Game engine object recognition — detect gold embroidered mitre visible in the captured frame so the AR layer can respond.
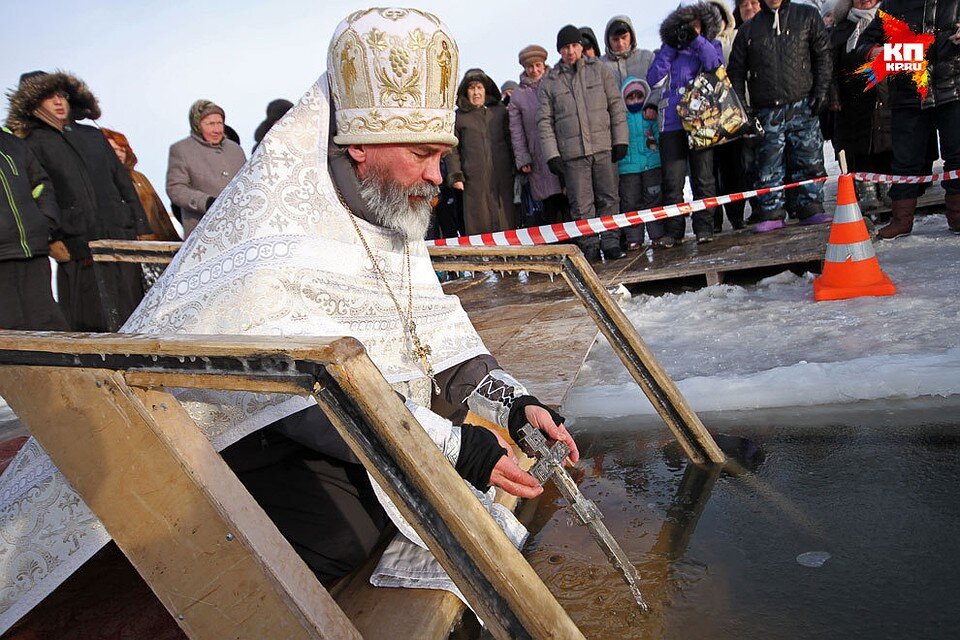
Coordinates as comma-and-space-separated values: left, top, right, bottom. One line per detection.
328, 7, 459, 146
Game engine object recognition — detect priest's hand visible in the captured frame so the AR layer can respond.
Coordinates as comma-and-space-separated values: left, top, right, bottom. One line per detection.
508, 396, 580, 464
489, 450, 543, 499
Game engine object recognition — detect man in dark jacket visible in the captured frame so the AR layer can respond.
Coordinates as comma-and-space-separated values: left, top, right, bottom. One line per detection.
539, 25, 629, 260
857, 0, 960, 238
6, 71, 152, 331
728, 0, 833, 231
0, 128, 68, 330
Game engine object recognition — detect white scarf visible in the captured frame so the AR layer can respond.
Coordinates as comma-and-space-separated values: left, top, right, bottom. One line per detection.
847, 6, 879, 52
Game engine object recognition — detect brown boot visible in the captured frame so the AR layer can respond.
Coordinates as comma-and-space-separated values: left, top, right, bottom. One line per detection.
877, 199, 916, 240
945, 193, 960, 233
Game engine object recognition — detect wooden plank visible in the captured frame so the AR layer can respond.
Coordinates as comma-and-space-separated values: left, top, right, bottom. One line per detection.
0, 366, 359, 640
330, 413, 532, 640
316, 351, 584, 640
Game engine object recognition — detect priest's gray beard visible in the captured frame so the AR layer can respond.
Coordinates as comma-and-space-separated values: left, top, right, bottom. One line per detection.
357, 166, 438, 243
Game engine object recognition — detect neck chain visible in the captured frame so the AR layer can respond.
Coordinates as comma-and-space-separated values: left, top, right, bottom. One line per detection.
340, 192, 440, 394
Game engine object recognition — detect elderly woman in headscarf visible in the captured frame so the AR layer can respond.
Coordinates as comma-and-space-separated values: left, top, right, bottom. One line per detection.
102, 128, 180, 241
508, 45, 567, 225
446, 68, 517, 235
165, 99, 246, 238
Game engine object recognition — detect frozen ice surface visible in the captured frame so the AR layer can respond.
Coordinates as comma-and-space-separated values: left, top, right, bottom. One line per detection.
566, 215, 960, 419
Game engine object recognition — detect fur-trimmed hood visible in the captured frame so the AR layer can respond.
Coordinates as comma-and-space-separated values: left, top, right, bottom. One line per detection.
659, 2, 724, 48
708, 0, 736, 36
5, 71, 100, 137
455, 68, 501, 111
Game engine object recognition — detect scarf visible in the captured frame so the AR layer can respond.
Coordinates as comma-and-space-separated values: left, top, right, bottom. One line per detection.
847, 6, 879, 52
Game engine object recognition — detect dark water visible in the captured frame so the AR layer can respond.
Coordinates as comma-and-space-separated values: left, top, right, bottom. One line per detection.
524, 403, 960, 639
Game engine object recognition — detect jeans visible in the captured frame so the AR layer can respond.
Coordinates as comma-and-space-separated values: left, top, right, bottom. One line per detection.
755, 98, 826, 219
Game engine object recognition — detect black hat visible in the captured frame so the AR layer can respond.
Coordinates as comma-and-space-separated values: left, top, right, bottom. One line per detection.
556, 25, 582, 52
18, 70, 47, 86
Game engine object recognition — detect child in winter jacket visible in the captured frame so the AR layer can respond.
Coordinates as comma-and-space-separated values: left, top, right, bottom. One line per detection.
617, 77, 661, 250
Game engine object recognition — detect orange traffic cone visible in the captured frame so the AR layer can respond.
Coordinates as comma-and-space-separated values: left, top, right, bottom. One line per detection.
813, 174, 896, 301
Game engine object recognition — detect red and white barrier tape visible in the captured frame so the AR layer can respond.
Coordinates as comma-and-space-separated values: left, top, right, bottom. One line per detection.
427, 168, 957, 248
854, 169, 960, 184
427, 176, 828, 247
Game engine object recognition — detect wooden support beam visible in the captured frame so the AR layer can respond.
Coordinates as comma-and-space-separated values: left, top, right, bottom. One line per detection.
315, 352, 584, 640
0, 366, 360, 640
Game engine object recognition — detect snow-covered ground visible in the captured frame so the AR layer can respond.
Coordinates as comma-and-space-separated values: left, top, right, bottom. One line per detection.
565, 214, 960, 420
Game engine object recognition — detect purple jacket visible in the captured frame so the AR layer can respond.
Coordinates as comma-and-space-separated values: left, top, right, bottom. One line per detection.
646, 36, 723, 133
507, 72, 562, 202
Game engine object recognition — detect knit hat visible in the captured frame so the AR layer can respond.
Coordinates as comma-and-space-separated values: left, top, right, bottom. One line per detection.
500, 80, 519, 94
189, 99, 225, 137
327, 7, 459, 146
18, 70, 47, 86
608, 19, 630, 36
556, 24, 582, 51
518, 44, 548, 67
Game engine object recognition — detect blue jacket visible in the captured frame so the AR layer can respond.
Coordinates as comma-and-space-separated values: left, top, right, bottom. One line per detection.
618, 78, 661, 175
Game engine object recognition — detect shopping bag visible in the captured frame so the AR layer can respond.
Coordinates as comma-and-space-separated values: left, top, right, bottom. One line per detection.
676, 65, 762, 150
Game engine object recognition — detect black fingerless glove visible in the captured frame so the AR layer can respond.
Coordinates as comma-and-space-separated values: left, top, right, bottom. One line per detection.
507, 395, 566, 444
456, 425, 508, 492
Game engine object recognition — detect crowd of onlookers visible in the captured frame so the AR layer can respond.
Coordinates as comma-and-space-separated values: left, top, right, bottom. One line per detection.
2, 0, 958, 333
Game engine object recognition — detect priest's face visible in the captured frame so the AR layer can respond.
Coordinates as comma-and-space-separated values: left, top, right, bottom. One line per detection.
349, 143, 446, 242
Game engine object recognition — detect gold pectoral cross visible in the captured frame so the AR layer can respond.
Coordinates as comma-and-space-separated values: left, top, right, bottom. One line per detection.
408, 321, 440, 394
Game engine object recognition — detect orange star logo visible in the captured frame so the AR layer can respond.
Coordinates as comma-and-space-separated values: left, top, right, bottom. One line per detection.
856, 11, 935, 100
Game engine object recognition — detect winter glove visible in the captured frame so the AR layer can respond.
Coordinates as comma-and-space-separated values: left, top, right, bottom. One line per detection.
507, 395, 566, 444
611, 144, 628, 163
204, 196, 216, 212
547, 157, 565, 177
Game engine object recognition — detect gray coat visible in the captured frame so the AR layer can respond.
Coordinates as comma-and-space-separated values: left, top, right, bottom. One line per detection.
508, 71, 562, 202
601, 15, 657, 91
537, 55, 628, 162
165, 134, 245, 215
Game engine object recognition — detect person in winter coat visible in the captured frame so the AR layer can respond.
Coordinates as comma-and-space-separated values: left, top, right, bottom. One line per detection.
647, 1, 726, 246
0, 127, 68, 330
827, 0, 892, 212
603, 16, 657, 91
101, 128, 181, 241
728, 0, 833, 232
166, 99, 246, 238
508, 45, 567, 225
539, 25, 629, 261
708, 0, 750, 231
857, 0, 960, 238
5, 71, 151, 331
617, 77, 661, 250
446, 68, 517, 235
252, 99, 293, 153
500, 80, 519, 106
